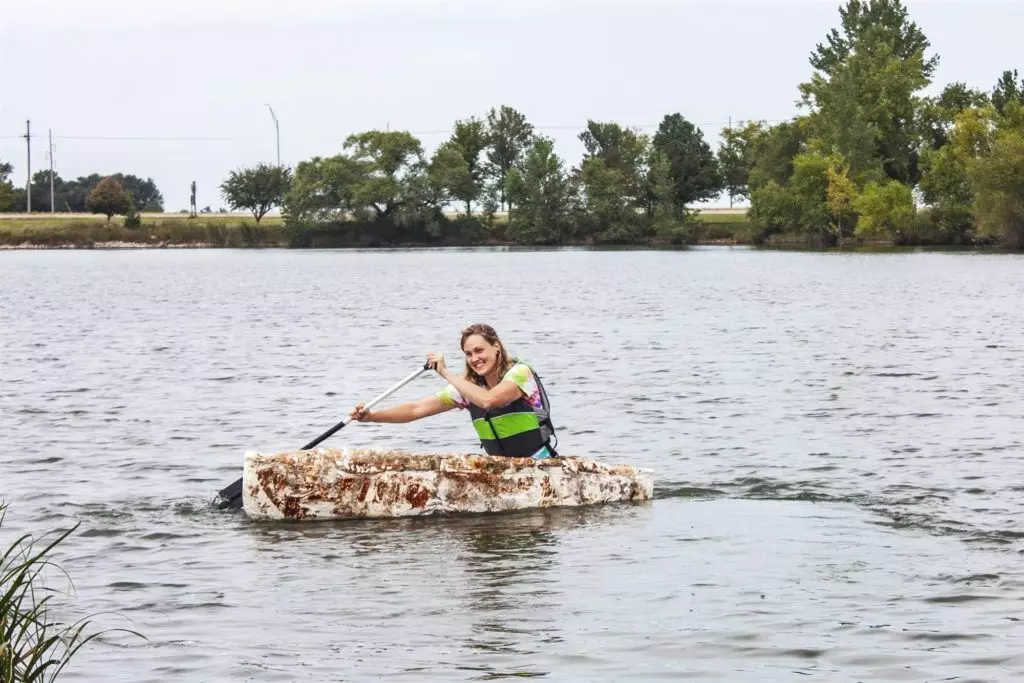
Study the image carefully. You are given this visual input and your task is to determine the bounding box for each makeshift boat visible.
[242,447,654,521]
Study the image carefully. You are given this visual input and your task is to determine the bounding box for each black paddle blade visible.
[215,478,243,510]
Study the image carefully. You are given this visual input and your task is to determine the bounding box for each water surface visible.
[2,247,1022,681]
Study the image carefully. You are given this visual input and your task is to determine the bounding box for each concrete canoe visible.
[242,447,654,521]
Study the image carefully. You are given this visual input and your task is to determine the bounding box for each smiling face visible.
[462,334,501,378]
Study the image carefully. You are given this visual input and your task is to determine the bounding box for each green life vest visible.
[466,360,557,458]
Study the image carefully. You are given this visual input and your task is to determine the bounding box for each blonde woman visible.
[350,323,557,458]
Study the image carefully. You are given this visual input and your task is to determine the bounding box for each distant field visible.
[695,208,750,223]
[0,212,284,228]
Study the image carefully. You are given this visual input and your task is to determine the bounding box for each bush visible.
[123,208,142,230]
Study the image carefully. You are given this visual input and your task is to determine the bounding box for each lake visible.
[2,246,1022,681]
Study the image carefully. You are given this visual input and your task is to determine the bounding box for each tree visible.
[826,156,858,242]
[968,127,1024,248]
[0,159,14,212]
[799,0,937,185]
[647,149,693,243]
[282,155,362,223]
[342,130,427,222]
[485,106,535,212]
[112,174,164,212]
[717,121,768,203]
[750,151,846,241]
[85,177,132,220]
[920,82,990,151]
[809,0,937,78]
[854,179,916,240]
[651,113,722,207]
[426,142,469,215]
[445,117,489,216]
[785,152,834,237]
[991,69,1024,115]
[579,156,643,243]
[579,120,648,204]
[747,119,807,194]
[505,137,575,244]
[576,121,650,242]
[220,164,292,223]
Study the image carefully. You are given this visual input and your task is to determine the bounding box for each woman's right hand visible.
[349,403,372,422]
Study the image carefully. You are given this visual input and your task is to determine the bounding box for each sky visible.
[1,0,1022,212]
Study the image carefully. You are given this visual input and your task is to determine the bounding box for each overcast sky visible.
[2,0,1021,211]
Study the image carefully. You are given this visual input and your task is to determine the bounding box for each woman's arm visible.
[439,370,522,410]
[350,394,453,424]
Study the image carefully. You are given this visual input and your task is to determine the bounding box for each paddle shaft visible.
[299,364,431,450]
[215,363,431,510]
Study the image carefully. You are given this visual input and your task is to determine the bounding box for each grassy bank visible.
[0,211,756,249]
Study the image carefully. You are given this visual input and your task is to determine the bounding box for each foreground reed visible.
[1,503,142,682]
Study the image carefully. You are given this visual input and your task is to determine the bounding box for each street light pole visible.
[265,104,280,167]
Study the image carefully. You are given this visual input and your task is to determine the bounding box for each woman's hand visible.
[349,402,372,422]
[426,351,447,377]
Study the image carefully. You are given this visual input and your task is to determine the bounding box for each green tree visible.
[111,174,164,212]
[651,113,722,207]
[747,119,807,195]
[505,137,575,244]
[578,156,644,243]
[579,121,648,183]
[750,151,839,241]
[717,121,767,203]
[219,163,292,223]
[826,156,858,242]
[800,0,937,185]
[445,117,489,217]
[786,152,834,237]
[342,130,427,221]
[0,160,14,212]
[920,82,990,151]
[968,127,1024,248]
[991,69,1024,115]
[577,121,650,242]
[854,179,916,240]
[283,155,362,222]
[485,106,535,212]
[648,149,693,242]
[85,176,132,221]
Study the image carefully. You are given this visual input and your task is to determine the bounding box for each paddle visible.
[214,363,431,511]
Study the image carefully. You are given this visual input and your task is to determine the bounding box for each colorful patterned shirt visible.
[437,362,543,411]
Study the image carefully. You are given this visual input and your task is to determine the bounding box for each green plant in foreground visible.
[1,503,142,682]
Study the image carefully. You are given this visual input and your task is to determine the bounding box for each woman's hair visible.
[460,323,513,385]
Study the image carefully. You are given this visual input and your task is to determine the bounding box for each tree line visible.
[218,0,1023,248]
[0,169,164,214]
[218,108,721,246]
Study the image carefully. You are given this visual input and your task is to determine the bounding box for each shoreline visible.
[1,240,1009,253]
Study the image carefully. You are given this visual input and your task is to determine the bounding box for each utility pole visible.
[265,104,280,167]
[728,116,733,210]
[24,120,31,213]
[47,130,55,214]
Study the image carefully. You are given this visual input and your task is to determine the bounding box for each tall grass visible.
[1,503,142,682]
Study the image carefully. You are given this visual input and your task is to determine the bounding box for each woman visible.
[349,323,558,459]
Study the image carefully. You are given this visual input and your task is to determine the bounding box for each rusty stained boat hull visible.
[242,447,654,521]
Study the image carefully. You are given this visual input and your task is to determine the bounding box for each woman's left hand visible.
[427,351,447,377]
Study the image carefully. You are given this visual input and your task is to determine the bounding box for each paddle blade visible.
[215,478,243,510]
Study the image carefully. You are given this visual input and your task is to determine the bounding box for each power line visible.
[51,135,258,142]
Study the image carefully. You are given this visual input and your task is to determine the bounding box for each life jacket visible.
[466,359,558,458]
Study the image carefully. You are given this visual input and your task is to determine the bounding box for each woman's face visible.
[463,334,500,376]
